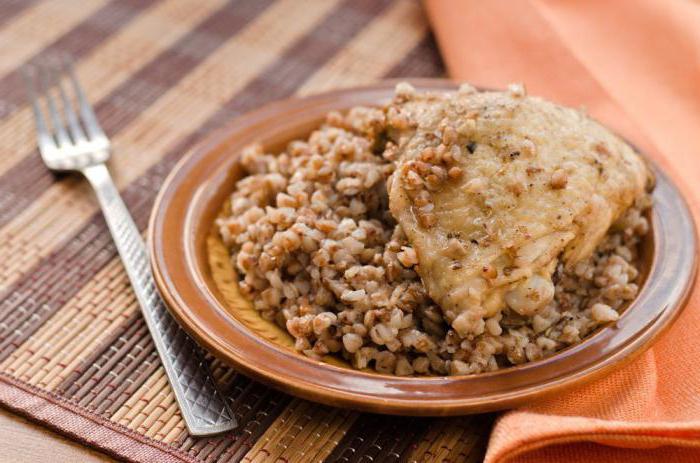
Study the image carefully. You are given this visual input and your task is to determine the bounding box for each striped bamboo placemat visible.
[0,1,493,461]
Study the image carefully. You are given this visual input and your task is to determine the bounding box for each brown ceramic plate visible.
[148,79,697,416]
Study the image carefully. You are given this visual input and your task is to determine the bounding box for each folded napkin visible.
[424,1,700,461]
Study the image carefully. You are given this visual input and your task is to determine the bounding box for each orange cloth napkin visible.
[424,1,700,462]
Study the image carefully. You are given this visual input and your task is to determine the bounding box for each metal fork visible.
[23,57,236,436]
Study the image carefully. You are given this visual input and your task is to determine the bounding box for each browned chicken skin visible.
[387,83,651,337]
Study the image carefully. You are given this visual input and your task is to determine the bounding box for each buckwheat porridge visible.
[216,83,653,376]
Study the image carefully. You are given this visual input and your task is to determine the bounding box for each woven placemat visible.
[0,1,493,461]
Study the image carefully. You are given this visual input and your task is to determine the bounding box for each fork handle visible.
[82,163,236,436]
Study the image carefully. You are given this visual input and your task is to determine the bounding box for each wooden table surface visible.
[0,407,113,463]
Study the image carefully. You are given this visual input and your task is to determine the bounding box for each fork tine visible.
[21,66,55,154]
[54,59,87,145]
[63,57,105,140]
[40,62,72,148]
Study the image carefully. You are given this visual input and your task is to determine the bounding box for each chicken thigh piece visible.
[386,83,651,337]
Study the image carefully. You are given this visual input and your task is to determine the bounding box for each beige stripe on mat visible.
[110,367,187,445]
[142,401,180,440]
[0,0,227,175]
[0,0,340,291]
[298,0,429,94]
[112,369,169,425]
[0,0,109,77]
[152,403,187,442]
[242,400,357,463]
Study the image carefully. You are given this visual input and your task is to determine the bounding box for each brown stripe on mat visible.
[57,310,145,397]
[385,31,445,78]
[96,349,161,417]
[0,0,274,230]
[0,0,159,118]
[189,0,394,133]
[0,0,39,30]
[319,387,490,461]
[57,314,164,417]
[322,414,432,463]
[297,0,429,95]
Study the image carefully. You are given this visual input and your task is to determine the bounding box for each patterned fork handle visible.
[82,163,236,436]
